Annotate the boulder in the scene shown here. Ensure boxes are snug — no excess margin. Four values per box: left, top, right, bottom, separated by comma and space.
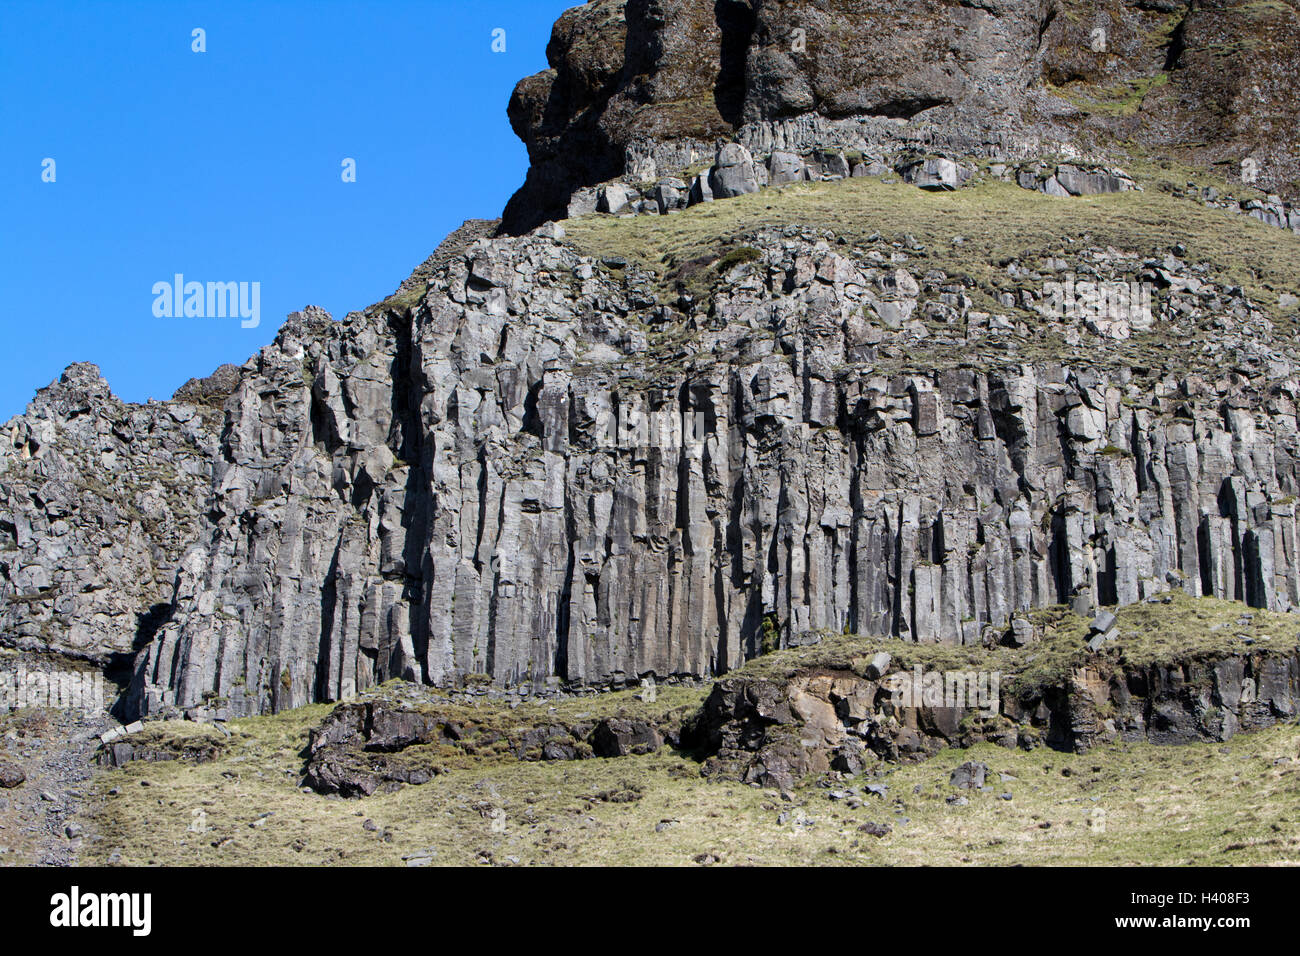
1006, 618, 1037, 647
541, 738, 579, 761
769, 150, 807, 185
709, 144, 760, 198
950, 761, 988, 789
1090, 610, 1118, 635
589, 718, 663, 757
852, 160, 891, 178
303, 755, 381, 798
597, 183, 637, 215
1087, 629, 1120, 652
865, 652, 892, 680
652, 178, 687, 214
1042, 176, 1072, 197
566, 187, 600, 218
688, 172, 714, 204
1055, 165, 1129, 195
830, 740, 866, 775
900, 158, 971, 191
743, 739, 817, 791
1087, 610, 1120, 651
819, 152, 851, 179
0, 760, 25, 789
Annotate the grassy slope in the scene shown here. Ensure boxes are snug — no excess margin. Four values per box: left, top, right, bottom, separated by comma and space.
564, 170, 1300, 377
82, 596, 1300, 867
84, 709, 1300, 867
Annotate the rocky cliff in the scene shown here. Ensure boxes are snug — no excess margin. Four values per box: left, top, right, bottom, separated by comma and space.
3, 1, 1300, 720
687, 595, 1300, 788
0, 364, 219, 674
504, 0, 1300, 232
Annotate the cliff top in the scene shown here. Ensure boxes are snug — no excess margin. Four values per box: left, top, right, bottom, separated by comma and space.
503, 0, 1300, 232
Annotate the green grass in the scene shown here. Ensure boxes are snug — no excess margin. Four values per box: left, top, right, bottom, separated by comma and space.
76, 591, 1300, 866
726, 593, 1300, 698
715, 245, 763, 272
81, 699, 1300, 866
1049, 72, 1171, 117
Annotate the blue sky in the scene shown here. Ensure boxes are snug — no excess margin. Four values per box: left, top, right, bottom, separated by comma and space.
0, 0, 579, 418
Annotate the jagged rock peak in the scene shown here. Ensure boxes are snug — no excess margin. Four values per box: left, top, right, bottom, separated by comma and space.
29, 362, 115, 411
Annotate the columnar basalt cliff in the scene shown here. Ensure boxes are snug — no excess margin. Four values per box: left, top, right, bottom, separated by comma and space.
146, 233, 1300, 716
3, 1, 1300, 720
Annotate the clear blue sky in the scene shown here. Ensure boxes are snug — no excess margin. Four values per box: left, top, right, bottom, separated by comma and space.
0, 0, 578, 418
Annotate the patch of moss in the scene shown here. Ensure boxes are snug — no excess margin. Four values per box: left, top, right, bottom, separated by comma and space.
1049, 72, 1170, 117
716, 245, 763, 272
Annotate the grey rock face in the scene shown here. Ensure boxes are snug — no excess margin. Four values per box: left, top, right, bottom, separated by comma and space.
0, 363, 219, 666
7, 219, 1300, 720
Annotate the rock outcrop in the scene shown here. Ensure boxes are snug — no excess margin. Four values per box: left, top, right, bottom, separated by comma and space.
131, 230, 1300, 715
300, 694, 672, 796
0, 364, 219, 669
503, 0, 1300, 233
690, 646, 1300, 789
0, 760, 24, 789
